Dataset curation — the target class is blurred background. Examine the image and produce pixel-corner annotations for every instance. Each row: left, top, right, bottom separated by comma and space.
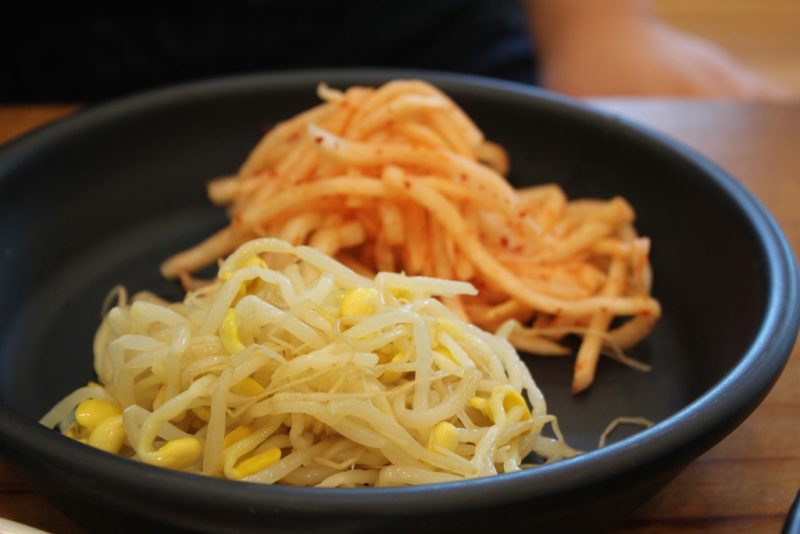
654, 0, 800, 92
2, 0, 798, 102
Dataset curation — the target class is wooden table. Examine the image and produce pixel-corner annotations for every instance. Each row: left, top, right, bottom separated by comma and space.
0, 100, 798, 533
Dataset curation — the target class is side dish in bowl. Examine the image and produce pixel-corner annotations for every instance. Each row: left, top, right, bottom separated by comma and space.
0, 71, 797, 532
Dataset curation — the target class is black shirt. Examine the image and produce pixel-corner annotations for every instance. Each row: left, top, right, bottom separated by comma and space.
3, 1, 536, 102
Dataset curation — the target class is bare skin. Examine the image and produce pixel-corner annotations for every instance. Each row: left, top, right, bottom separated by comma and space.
526, 0, 794, 100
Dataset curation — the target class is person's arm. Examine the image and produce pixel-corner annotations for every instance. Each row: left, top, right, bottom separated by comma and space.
525, 0, 792, 99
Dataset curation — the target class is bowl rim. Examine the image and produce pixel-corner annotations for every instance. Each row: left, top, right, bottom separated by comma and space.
1, 68, 798, 516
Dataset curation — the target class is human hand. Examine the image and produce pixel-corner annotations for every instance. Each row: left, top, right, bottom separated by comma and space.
535, 8, 793, 100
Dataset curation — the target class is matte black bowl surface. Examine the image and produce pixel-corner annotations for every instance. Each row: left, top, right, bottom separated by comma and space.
0, 70, 797, 533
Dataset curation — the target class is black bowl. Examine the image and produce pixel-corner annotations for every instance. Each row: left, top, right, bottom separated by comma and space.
1, 70, 797, 533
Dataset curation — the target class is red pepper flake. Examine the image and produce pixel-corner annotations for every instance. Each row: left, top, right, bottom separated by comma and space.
600, 306, 608, 313
500, 236, 509, 248
403, 179, 411, 189
340, 99, 350, 107
288, 132, 300, 142
233, 213, 243, 225
575, 362, 584, 372
314, 136, 323, 144
268, 169, 278, 177
640, 309, 652, 316
512, 245, 524, 253
459, 173, 467, 182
